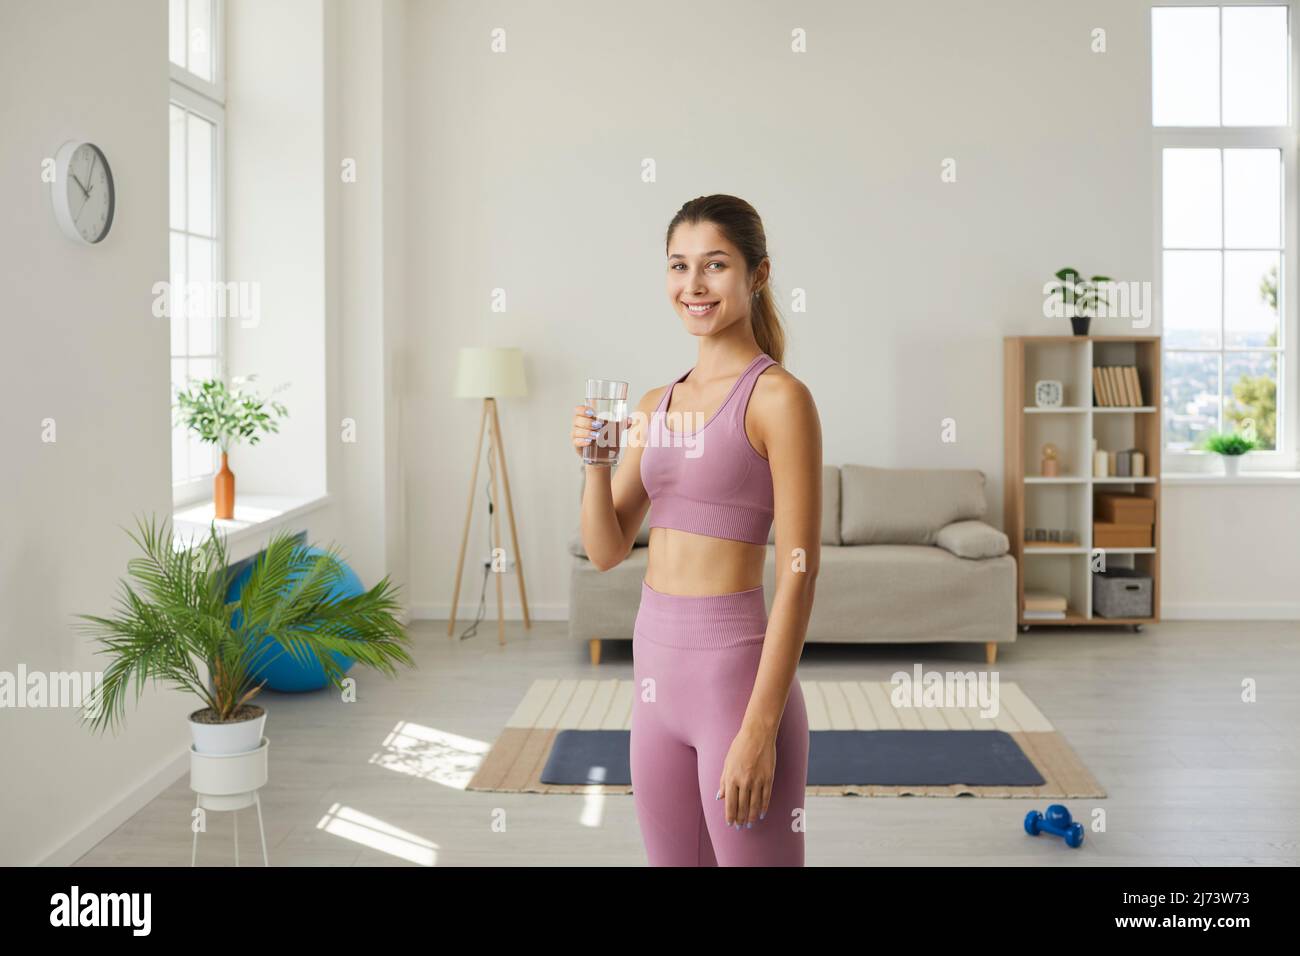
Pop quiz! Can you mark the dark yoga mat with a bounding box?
[541,730,630,785]
[539,729,1044,787]
[806,729,1045,786]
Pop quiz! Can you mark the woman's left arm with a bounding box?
[720,372,822,828]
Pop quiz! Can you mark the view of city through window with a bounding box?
[1154,5,1287,454]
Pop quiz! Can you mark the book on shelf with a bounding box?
[1023,589,1068,612]
[1023,609,1068,620]
[1093,366,1111,405]
[1092,365,1144,407]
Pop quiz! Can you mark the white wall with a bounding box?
[0,0,182,865]
[381,1,409,598]
[1162,481,1300,618]
[399,0,1297,621]
[226,0,407,593]
[226,0,328,500]
[320,0,409,596]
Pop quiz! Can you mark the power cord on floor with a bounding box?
[456,438,497,641]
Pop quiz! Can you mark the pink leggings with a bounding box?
[630,578,809,866]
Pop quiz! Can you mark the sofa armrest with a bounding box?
[569,528,639,563]
[568,528,588,559]
[934,519,1009,559]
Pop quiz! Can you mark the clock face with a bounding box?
[1035,380,1063,407]
[53,141,115,244]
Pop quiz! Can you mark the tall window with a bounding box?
[1153,3,1291,465]
[169,0,225,499]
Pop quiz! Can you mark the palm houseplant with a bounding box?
[174,374,289,519]
[75,514,413,755]
[1047,267,1113,335]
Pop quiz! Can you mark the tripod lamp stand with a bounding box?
[449,347,532,643]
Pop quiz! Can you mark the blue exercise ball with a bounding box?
[226,545,362,692]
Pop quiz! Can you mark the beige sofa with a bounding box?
[568,464,1017,665]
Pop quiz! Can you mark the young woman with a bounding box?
[571,195,823,866]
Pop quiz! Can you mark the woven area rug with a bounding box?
[467,679,1106,798]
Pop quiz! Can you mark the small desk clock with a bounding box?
[1034,380,1063,407]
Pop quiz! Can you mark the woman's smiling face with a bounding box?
[666,221,753,335]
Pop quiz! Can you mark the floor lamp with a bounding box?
[449,347,532,643]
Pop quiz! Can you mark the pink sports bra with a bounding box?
[640,352,778,545]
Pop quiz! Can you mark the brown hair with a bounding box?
[665,195,786,365]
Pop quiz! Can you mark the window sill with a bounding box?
[1162,471,1300,487]
[173,493,332,564]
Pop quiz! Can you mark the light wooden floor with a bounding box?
[75,617,1300,866]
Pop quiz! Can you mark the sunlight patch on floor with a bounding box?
[316,803,439,866]
[579,765,609,828]
[369,720,490,789]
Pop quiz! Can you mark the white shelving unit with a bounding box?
[1004,336,1162,630]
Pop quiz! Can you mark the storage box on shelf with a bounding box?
[1093,567,1154,619]
[1003,335,1161,631]
[1094,491,1156,548]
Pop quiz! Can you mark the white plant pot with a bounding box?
[190,737,270,811]
[189,706,267,755]
[1221,455,1241,477]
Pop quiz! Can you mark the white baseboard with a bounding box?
[1161,602,1300,620]
[41,750,190,866]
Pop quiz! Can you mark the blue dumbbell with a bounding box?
[1024,804,1085,848]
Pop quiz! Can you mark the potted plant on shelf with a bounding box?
[1199,431,1256,477]
[75,514,414,756]
[1047,267,1112,336]
[174,375,289,519]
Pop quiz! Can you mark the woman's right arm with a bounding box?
[570,388,659,571]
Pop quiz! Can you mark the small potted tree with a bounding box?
[75,514,413,755]
[1199,431,1256,477]
[174,375,289,519]
[1047,267,1113,335]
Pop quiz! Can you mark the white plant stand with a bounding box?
[190,736,270,866]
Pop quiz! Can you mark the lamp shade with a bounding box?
[454,347,528,398]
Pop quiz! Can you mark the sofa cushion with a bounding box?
[935,519,1009,559]
[759,545,1016,643]
[767,464,842,546]
[840,465,988,546]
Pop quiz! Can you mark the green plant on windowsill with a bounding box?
[1199,431,1257,477]
[73,514,414,743]
[173,374,289,518]
[1200,432,1255,455]
[174,374,289,453]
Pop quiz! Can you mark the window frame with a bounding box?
[169,0,227,507]
[1152,0,1298,472]
[170,0,225,104]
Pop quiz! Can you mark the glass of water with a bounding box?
[583,378,628,466]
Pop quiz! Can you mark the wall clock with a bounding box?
[51,140,115,244]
